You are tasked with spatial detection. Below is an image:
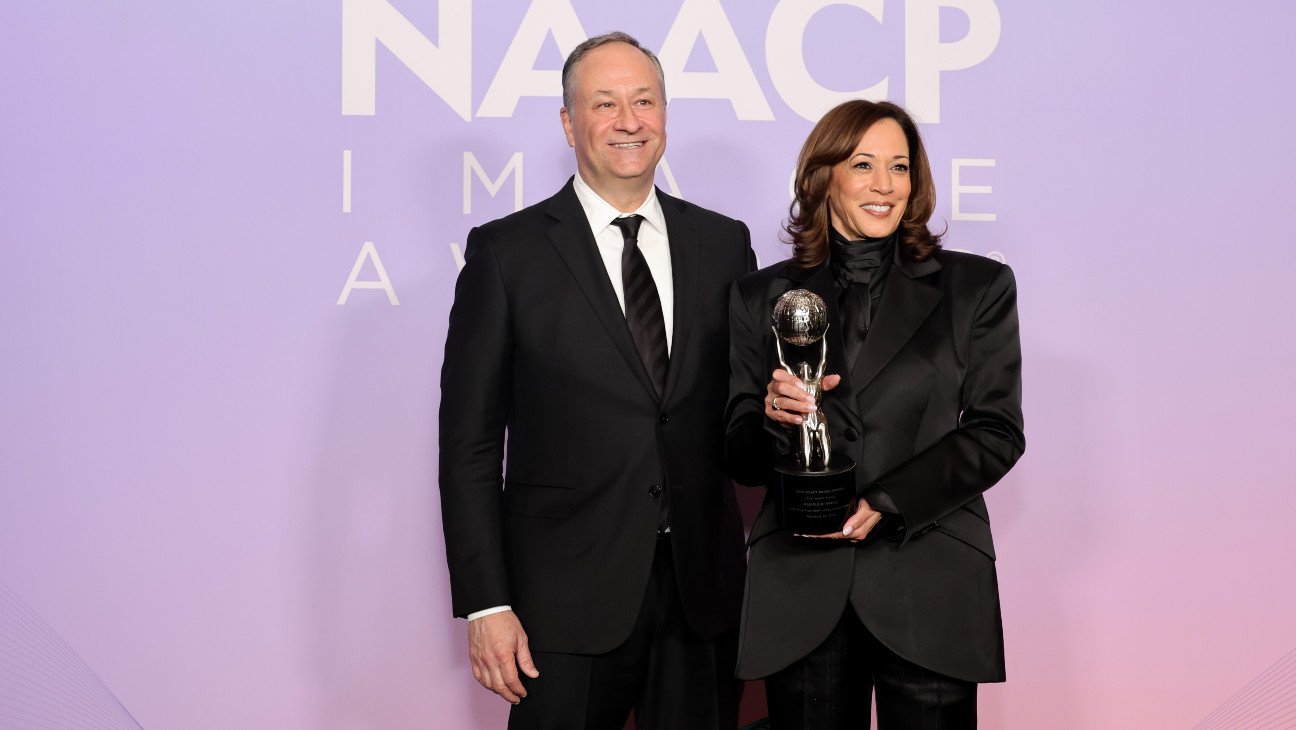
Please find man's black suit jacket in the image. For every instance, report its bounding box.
[440,179,755,654]
[725,247,1025,683]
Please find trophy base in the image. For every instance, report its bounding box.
[773,453,857,535]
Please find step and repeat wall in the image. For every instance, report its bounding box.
[3,1,1295,728]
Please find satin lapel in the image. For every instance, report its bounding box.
[772,264,862,427]
[543,184,660,403]
[850,261,943,392]
[661,194,698,404]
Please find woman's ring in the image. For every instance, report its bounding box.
[772,397,781,411]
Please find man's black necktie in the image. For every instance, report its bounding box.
[612,214,669,399]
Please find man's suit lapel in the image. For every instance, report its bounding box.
[850,253,943,391]
[543,180,661,403]
[660,191,698,404]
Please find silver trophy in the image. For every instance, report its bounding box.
[771,290,832,469]
[769,290,856,534]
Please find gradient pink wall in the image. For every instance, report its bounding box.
[3,1,1295,728]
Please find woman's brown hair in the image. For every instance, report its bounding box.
[785,100,941,268]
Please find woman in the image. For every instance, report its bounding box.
[725,100,1025,728]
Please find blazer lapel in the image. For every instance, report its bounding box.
[850,253,943,391]
[543,180,660,403]
[660,191,698,404]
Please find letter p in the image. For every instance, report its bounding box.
[904,0,1001,123]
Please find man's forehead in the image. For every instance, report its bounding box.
[574,45,657,82]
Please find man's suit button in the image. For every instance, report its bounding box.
[843,428,858,442]
[659,413,670,425]
[648,485,663,499]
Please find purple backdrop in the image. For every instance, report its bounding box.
[3,1,1295,728]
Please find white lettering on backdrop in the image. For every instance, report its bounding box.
[477,0,587,117]
[342,0,472,119]
[951,158,996,222]
[341,0,1000,122]
[463,152,524,214]
[338,242,401,305]
[337,0,1004,299]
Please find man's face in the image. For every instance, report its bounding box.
[560,42,666,197]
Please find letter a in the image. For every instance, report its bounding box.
[477,0,587,117]
[338,242,400,305]
[658,0,774,120]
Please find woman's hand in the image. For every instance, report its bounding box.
[801,499,883,542]
[764,369,842,428]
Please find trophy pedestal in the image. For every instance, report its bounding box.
[773,453,857,535]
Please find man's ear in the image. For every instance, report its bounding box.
[559,107,576,148]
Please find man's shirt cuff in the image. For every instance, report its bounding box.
[467,605,512,621]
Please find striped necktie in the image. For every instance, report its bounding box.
[611,214,668,398]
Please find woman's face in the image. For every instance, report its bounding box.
[826,118,912,240]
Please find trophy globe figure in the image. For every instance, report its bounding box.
[768,289,856,534]
[771,290,832,469]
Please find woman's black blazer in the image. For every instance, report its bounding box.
[725,247,1025,683]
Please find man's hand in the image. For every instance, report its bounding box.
[468,610,539,704]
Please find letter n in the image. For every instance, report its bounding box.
[341,0,472,119]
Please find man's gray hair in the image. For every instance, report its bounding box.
[561,31,667,111]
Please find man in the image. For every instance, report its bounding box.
[439,32,755,729]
